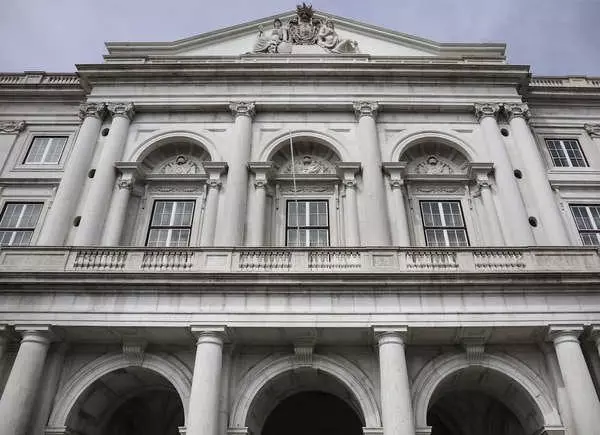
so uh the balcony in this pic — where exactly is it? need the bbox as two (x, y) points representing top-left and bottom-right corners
(0, 246), (598, 275)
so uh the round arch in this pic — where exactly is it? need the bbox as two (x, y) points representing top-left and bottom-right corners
(127, 129), (221, 163)
(411, 352), (562, 431)
(258, 130), (352, 162)
(230, 354), (382, 429)
(49, 353), (193, 428)
(390, 131), (480, 163)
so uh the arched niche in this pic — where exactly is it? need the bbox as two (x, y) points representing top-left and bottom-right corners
(259, 131), (351, 163)
(48, 353), (192, 431)
(229, 354), (381, 434)
(270, 139), (341, 176)
(127, 129), (220, 164)
(400, 142), (470, 176)
(390, 131), (478, 164)
(411, 353), (564, 435)
(140, 143), (212, 175)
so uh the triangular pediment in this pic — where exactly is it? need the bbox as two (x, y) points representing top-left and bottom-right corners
(104, 9), (506, 62)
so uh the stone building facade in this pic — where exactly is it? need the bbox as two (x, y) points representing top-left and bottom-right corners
(0, 5), (600, 435)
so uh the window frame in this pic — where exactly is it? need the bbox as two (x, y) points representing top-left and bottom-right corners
(0, 201), (44, 246)
(145, 199), (196, 247)
(285, 199), (330, 247)
(23, 136), (68, 165)
(12, 128), (76, 172)
(569, 204), (600, 246)
(544, 138), (589, 168)
(419, 199), (470, 247)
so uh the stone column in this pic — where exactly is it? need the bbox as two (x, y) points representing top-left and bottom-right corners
(38, 103), (107, 245)
(100, 165), (140, 246)
(542, 343), (575, 435)
(548, 326), (600, 435)
(0, 327), (52, 435)
(353, 102), (391, 246)
(29, 343), (68, 435)
(474, 103), (534, 245)
(336, 163), (362, 246)
(74, 103), (135, 246)
(217, 102), (255, 246)
(469, 163), (504, 245)
(187, 327), (226, 435)
(201, 162), (228, 246)
(374, 327), (416, 435)
(382, 162), (410, 246)
(247, 162), (273, 247)
(0, 325), (7, 377)
(506, 103), (569, 245)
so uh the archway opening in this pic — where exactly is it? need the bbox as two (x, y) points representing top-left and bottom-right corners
(426, 366), (543, 435)
(246, 367), (365, 435)
(262, 391), (363, 435)
(66, 366), (184, 435)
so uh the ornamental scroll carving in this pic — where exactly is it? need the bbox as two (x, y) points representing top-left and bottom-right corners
(156, 155), (203, 175)
(408, 155), (466, 176)
(280, 183), (334, 194)
(411, 183), (466, 195)
(251, 3), (359, 54)
(584, 123), (600, 138)
(0, 121), (26, 134)
(279, 154), (336, 175)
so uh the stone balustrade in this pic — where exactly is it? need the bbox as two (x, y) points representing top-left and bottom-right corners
(530, 76), (600, 88)
(0, 72), (80, 86)
(0, 246), (598, 274)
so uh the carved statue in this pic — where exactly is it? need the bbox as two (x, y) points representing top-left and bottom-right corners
(288, 3), (321, 45)
(252, 18), (292, 54)
(160, 155), (200, 174)
(317, 19), (359, 54)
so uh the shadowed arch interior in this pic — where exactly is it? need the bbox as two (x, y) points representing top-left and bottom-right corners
(65, 366), (184, 435)
(427, 366), (543, 435)
(245, 367), (365, 435)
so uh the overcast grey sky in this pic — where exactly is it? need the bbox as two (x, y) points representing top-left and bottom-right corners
(1, 0), (599, 76)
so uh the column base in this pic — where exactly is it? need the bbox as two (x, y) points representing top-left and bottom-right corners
(415, 427), (432, 435)
(363, 426), (383, 435)
(227, 427), (249, 435)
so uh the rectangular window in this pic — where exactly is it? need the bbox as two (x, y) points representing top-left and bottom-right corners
(0, 202), (43, 246)
(24, 136), (68, 164)
(570, 205), (600, 246)
(286, 200), (329, 247)
(545, 139), (588, 167)
(146, 200), (195, 247)
(420, 200), (469, 247)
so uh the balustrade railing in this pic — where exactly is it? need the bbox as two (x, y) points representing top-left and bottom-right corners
(0, 247), (598, 275)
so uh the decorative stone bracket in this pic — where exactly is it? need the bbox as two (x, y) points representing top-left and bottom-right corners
(335, 162), (361, 188)
(202, 161), (228, 189)
(455, 327), (491, 363)
(122, 338), (147, 366)
(382, 161), (408, 190)
(248, 161), (274, 189)
(294, 337), (317, 367)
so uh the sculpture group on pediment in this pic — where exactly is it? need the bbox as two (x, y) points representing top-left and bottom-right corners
(251, 3), (359, 54)
(157, 155), (201, 175)
(279, 154), (336, 175)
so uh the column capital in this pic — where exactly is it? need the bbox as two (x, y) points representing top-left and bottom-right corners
(382, 162), (407, 190)
(473, 103), (501, 121)
(202, 161), (228, 190)
(78, 102), (107, 120)
(504, 102), (531, 121)
(107, 102), (135, 120)
(229, 102), (256, 118)
(0, 120), (26, 134)
(353, 101), (379, 120)
(336, 162), (361, 188)
(190, 325), (228, 344)
(584, 123), (600, 138)
(547, 325), (584, 343)
(373, 326), (409, 344)
(14, 325), (54, 345)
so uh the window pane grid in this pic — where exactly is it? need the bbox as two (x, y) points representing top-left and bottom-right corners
(421, 201), (469, 247)
(571, 205), (600, 246)
(0, 203), (42, 246)
(286, 200), (329, 247)
(146, 200), (194, 247)
(545, 139), (587, 167)
(24, 137), (67, 164)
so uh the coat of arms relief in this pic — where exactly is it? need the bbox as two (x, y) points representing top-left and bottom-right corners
(252, 3), (360, 54)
